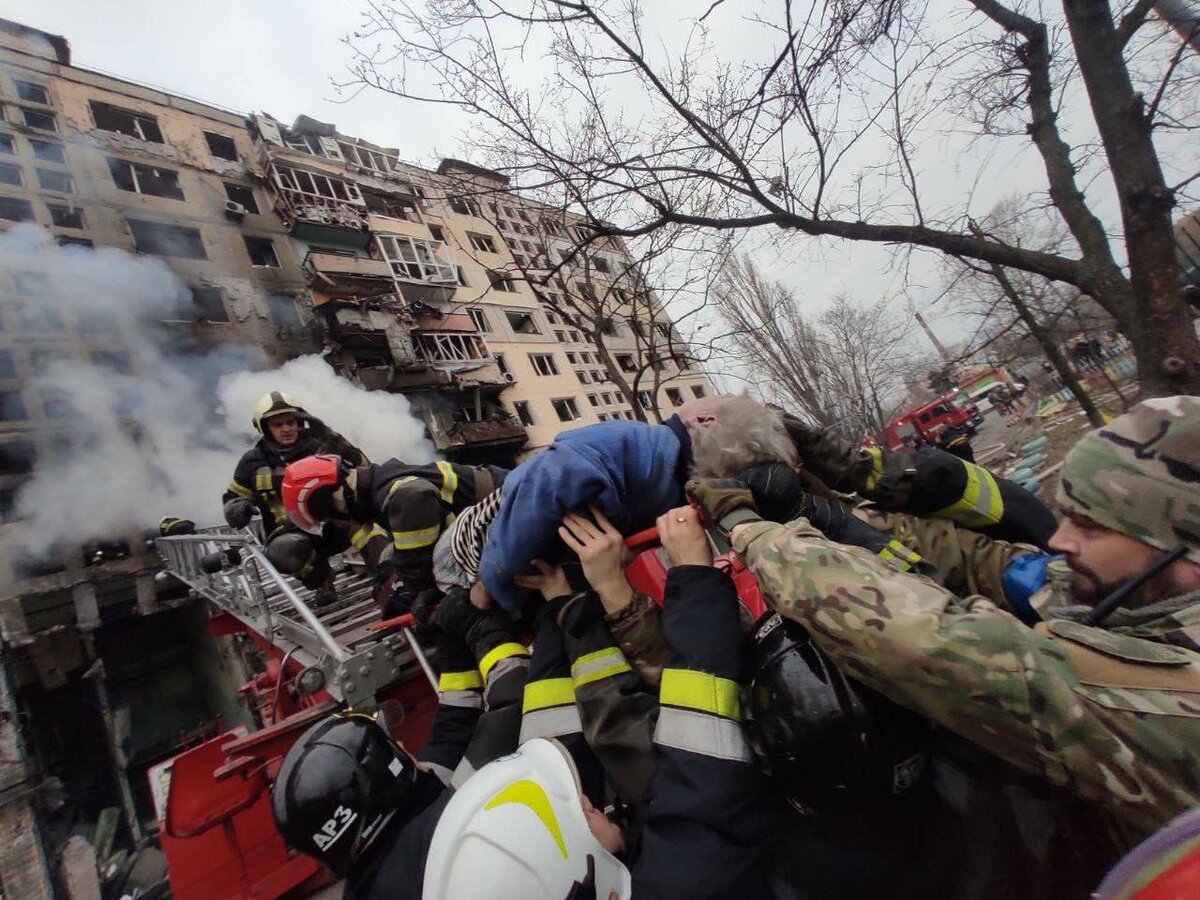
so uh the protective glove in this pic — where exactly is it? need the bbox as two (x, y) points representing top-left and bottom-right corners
(386, 580), (417, 618)
(742, 463), (850, 540)
(684, 477), (761, 533)
(433, 587), (519, 664)
(223, 497), (254, 529)
(779, 412), (871, 494)
(409, 588), (442, 639)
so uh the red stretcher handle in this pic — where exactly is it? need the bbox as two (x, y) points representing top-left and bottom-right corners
(624, 527), (661, 554)
(369, 612), (415, 632)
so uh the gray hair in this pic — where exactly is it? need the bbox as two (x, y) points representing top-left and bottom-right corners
(689, 397), (797, 478)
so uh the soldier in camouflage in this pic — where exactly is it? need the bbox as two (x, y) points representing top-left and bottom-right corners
(688, 396), (1200, 847)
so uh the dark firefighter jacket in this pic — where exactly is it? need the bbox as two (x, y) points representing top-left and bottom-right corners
(351, 459), (506, 592)
(522, 567), (770, 899)
(224, 423), (366, 530)
(341, 623), (529, 900)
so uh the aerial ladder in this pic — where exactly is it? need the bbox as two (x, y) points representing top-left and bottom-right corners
(150, 524), (439, 900)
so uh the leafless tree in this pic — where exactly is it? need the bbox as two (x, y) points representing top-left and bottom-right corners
(714, 254), (917, 436)
(345, 0), (1200, 398)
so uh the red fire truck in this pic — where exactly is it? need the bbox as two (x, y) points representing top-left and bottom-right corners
(878, 391), (984, 451)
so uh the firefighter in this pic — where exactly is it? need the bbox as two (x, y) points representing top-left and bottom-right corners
(281, 454), (507, 617)
(270, 590), (529, 896)
(222, 391), (389, 605)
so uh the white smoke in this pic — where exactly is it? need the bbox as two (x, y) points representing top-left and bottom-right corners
(217, 355), (436, 465)
(4, 225), (432, 551)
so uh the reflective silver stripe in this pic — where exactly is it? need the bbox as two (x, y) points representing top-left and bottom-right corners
(424, 761), (454, 786)
(654, 707), (753, 763)
(484, 657), (530, 709)
(450, 755), (476, 789)
(570, 646), (632, 687)
(518, 705), (583, 744)
(438, 689), (483, 709)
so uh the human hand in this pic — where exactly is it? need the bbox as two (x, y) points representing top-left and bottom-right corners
(224, 498), (254, 529)
(514, 559), (572, 602)
(657, 506), (713, 567)
(470, 579), (493, 610)
(559, 508), (629, 596)
(684, 477), (757, 529)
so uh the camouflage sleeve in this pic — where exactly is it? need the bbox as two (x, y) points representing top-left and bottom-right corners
(857, 509), (1038, 610)
(730, 518), (1200, 836)
(605, 593), (670, 688)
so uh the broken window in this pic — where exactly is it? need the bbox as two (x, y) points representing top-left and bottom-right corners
(494, 353), (510, 376)
(601, 392), (613, 404)
(428, 224), (445, 242)
(30, 140), (64, 163)
(376, 234), (455, 283)
(0, 134), (12, 156)
(128, 219), (207, 258)
(456, 266), (469, 287)
(413, 332), (491, 363)
(108, 159), (185, 199)
(691, 385), (707, 398)
(19, 108), (56, 131)
(468, 233), (497, 253)
(577, 284), (598, 304)
(204, 131), (238, 161)
(513, 401), (535, 426)
(223, 183), (259, 214)
(552, 397), (582, 422)
(0, 162), (21, 186)
(468, 308), (491, 332)
(364, 192), (421, 222)
(11, 546), (66, 579)
(90, 101), (164, 142)
(0, 349), (13, 380)
(450, 196), (481, 217)
(666, 387), (684, 407)
(244, 236), (280, 267)
(191, 286), (229, 323)
(56, 236), (93, 249)
(47, 203), (84, 229)
(36, 169), (73, 193)
(528, 353), (558, 376)
(566, 351), (577, 364)
(576, 371), (589, 385)
(272, 165), (363, 204)
(617, 354), (637, 373)
(268, 294), (303, 331)
(587, 394), (600, 407)
(506, 311), (539, 334)
(543, 218), (564, 237)
(0, 440), (35, 475)
(0, 198), (33, 223)
(339, 142), (398, 174)
(637, 390), (653, 410)
(15, 81), (49, 104)
(490, 272), (518, 294)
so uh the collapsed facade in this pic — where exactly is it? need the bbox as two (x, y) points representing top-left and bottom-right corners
(0, 18), (712, 897)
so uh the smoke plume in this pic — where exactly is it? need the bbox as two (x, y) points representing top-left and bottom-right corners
(4, 225), (432, 553)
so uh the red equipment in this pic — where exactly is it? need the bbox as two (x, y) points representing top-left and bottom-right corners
(878, 390), (983, 451)
(280, 454), (341, 533)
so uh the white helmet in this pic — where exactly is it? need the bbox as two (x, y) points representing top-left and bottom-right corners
(422, 739), (631, 900)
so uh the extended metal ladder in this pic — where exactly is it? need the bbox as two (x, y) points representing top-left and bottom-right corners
(155, 526), (434, 708)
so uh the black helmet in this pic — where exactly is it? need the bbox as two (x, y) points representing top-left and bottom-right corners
(745, 612), (930, 813)
(271, 713), (420, 876)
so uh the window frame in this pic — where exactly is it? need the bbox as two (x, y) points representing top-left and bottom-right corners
(90, 101), (164, 143)
(552, 396), (583, 422)
(528, 352), (559, 377)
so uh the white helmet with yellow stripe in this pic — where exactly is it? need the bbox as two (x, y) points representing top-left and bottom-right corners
(422, 738), (631, 900)
(251, 391), (307, 436)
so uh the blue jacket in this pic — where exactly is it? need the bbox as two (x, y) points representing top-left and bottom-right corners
(479, 416), (691, 611)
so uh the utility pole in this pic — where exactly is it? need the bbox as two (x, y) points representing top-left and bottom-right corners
(914, 310), (950, 362)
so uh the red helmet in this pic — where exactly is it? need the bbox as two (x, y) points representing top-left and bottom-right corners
(282, 455), (343, 534)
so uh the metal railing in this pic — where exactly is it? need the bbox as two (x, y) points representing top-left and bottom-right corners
(155, 526), (430, 707)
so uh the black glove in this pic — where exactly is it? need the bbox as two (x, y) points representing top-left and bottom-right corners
(224, 498), (254, 529)
(433, 588), (518, 663)
(742, 462), (850, 540)
(410, 588), (442, 639)
(386, 580), (417, 618)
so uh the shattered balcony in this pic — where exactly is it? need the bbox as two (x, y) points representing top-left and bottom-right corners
(423, 408), (528, 455)
(375, 233), (458, 307)
(303, 251), (394, 295)
(265, 163), (371, 250)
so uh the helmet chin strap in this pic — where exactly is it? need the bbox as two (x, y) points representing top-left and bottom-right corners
(1084, 544), (1189, 626)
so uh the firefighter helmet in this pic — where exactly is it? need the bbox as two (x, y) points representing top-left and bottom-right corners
(745, 612), (930, 812)
(423, 738), (631, 900)
(282, 455), (344, 534)
(271, 713), (421, 877)
(252, 391), (307, 436)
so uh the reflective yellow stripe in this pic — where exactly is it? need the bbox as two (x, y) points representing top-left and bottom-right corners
(227, 480), (253, 498)
(351, 524), (387, 551)
(570, 647), (632, 687)
(392, 524), (441, 550)
(660, 668), (741, 720)
(933, 463), (1004, 528)
(254, 470), (274, 492)
(387, 475), (419, 496)
(864, 447), (884, 492)
(877, 539), (922, 573)
(437, 460), (458, 504)
(439, 670), (483, 692)
(479, 642), (529, 680)
(522, 677), (576, 714)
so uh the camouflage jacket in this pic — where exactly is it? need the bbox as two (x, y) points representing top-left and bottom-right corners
(732, 516), (1200, 845)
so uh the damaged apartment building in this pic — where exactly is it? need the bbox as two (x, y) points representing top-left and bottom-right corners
(0, 17), (713, 898)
